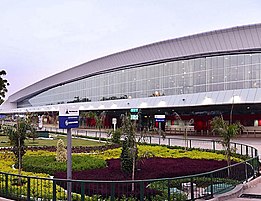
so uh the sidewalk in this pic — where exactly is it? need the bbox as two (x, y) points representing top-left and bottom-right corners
(0, 198), (13, 201)
(210, 176), (261, 201)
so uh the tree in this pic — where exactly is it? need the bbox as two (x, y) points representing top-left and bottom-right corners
(120, 113), (137, 191)
(211, 116), (241, 170)
(87, 111), (106, 142)
(79, 112), (89, 128)
(0, 70), (9, 104)
(3, 117), (36, 184)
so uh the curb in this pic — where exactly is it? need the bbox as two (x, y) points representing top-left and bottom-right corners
(208, 184), (244, 201)
(208, 176), (261, 201)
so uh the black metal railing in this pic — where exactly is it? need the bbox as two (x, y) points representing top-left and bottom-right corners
(0, 127), (259, 200)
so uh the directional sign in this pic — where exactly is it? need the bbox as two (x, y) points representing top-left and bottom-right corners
(59, 106), (79, 129)
(154, 114), (165, 122)
(131, 114), (139, 120)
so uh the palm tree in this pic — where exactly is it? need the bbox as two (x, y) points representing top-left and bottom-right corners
(87, 111), (106, 142)
(79, 112), (89, 128)
(211, 116), (241, 171)
(3, 117), (36, 184)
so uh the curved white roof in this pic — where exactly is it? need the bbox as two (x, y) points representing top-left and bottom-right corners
(9, 23), (261, 103)
(5, 88), (261, 114)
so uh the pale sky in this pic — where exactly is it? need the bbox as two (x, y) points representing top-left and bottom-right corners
(1, 0), (261, 99)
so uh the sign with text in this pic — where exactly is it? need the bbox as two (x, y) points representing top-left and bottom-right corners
(131, 114), (139, 120)
(154, 114), (165, 122)
(112, 118), (117, 125)
(59, 106), (79, 129)
(130, 108), (138, 113)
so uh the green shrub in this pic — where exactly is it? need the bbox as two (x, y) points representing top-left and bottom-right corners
(23, 154), (106, 175)
(108, 128), (122, 144)
(120, 139), (133, 174)
(56, 139), (67, 162)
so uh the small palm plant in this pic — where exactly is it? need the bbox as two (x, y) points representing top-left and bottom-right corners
(211, 116), (242, 175)
(3, 117), (36, 185)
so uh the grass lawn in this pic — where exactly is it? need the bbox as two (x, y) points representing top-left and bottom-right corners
(0, 135), (104, 147)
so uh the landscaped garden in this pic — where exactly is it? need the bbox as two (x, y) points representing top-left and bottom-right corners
(0, 142), (254, 201)
(0, 134), (104, 147)
(0, 115), (258, 200)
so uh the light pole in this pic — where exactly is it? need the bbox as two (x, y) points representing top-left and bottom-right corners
(230, 95), (235, 124)
(174, 111), (193, 150)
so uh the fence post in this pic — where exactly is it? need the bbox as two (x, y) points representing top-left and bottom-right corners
(86, 131), (88, 137)
(149, 136), (152, 144)
(190, 177), (194, 200)
(167, 180), (170, 201)
(5, 174), (8, 196)
(27, 177), (30, 201)
(53, 180), (56, 201)
(212, 141), (215, 152)
(158, 137), (161, 145)
(110, 183), (115, 201)
(210, 173), (214, 198)
(245, 162), (248, 182)
(81, 182), (85, 201)
(168, 138), (170, 146)
(189, 139), (192, 149)
(140, 181), (144, 201)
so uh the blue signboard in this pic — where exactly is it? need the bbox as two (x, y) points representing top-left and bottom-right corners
(154, 115), (165, 122)
(59, 106), (79, 129)
(155, 118), (165, 122)
(59, 116), (79, 129)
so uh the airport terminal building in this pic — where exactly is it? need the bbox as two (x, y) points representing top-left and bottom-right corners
(2, 24), (261, 132)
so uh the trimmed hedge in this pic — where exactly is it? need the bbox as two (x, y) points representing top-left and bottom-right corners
(23, 154), (106, 175)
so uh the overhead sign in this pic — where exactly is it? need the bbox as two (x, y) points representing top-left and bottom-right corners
(130, 108), (138, 113)
(155, 114), (165, 122)
(131, 114), (139, 120)
(154, 115), (165, 119)
(59, 106), (79, 129)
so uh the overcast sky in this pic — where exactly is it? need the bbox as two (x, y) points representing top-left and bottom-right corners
(1, 0), (261, 99)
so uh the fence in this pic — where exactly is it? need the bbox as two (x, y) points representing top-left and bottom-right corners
(0, 129), (259, 201)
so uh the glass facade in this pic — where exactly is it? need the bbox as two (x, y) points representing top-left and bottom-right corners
(18, 53), (261, 108)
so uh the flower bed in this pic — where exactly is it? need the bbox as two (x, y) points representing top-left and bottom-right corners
(55, 158), (230, 180)
(54, 157), (244, 199)
(0, 144), (246, 201)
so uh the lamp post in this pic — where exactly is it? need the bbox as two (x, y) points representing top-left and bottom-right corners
(230, 95), (235, 124)
(173, 112), (193, 150)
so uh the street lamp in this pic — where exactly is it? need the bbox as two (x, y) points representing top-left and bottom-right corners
(173, 112), (193, 150)
(230, 95), (240, 124)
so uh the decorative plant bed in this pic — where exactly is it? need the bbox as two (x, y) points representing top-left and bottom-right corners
(55, 158), (231, 181)
(54, 157), (248, 199)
